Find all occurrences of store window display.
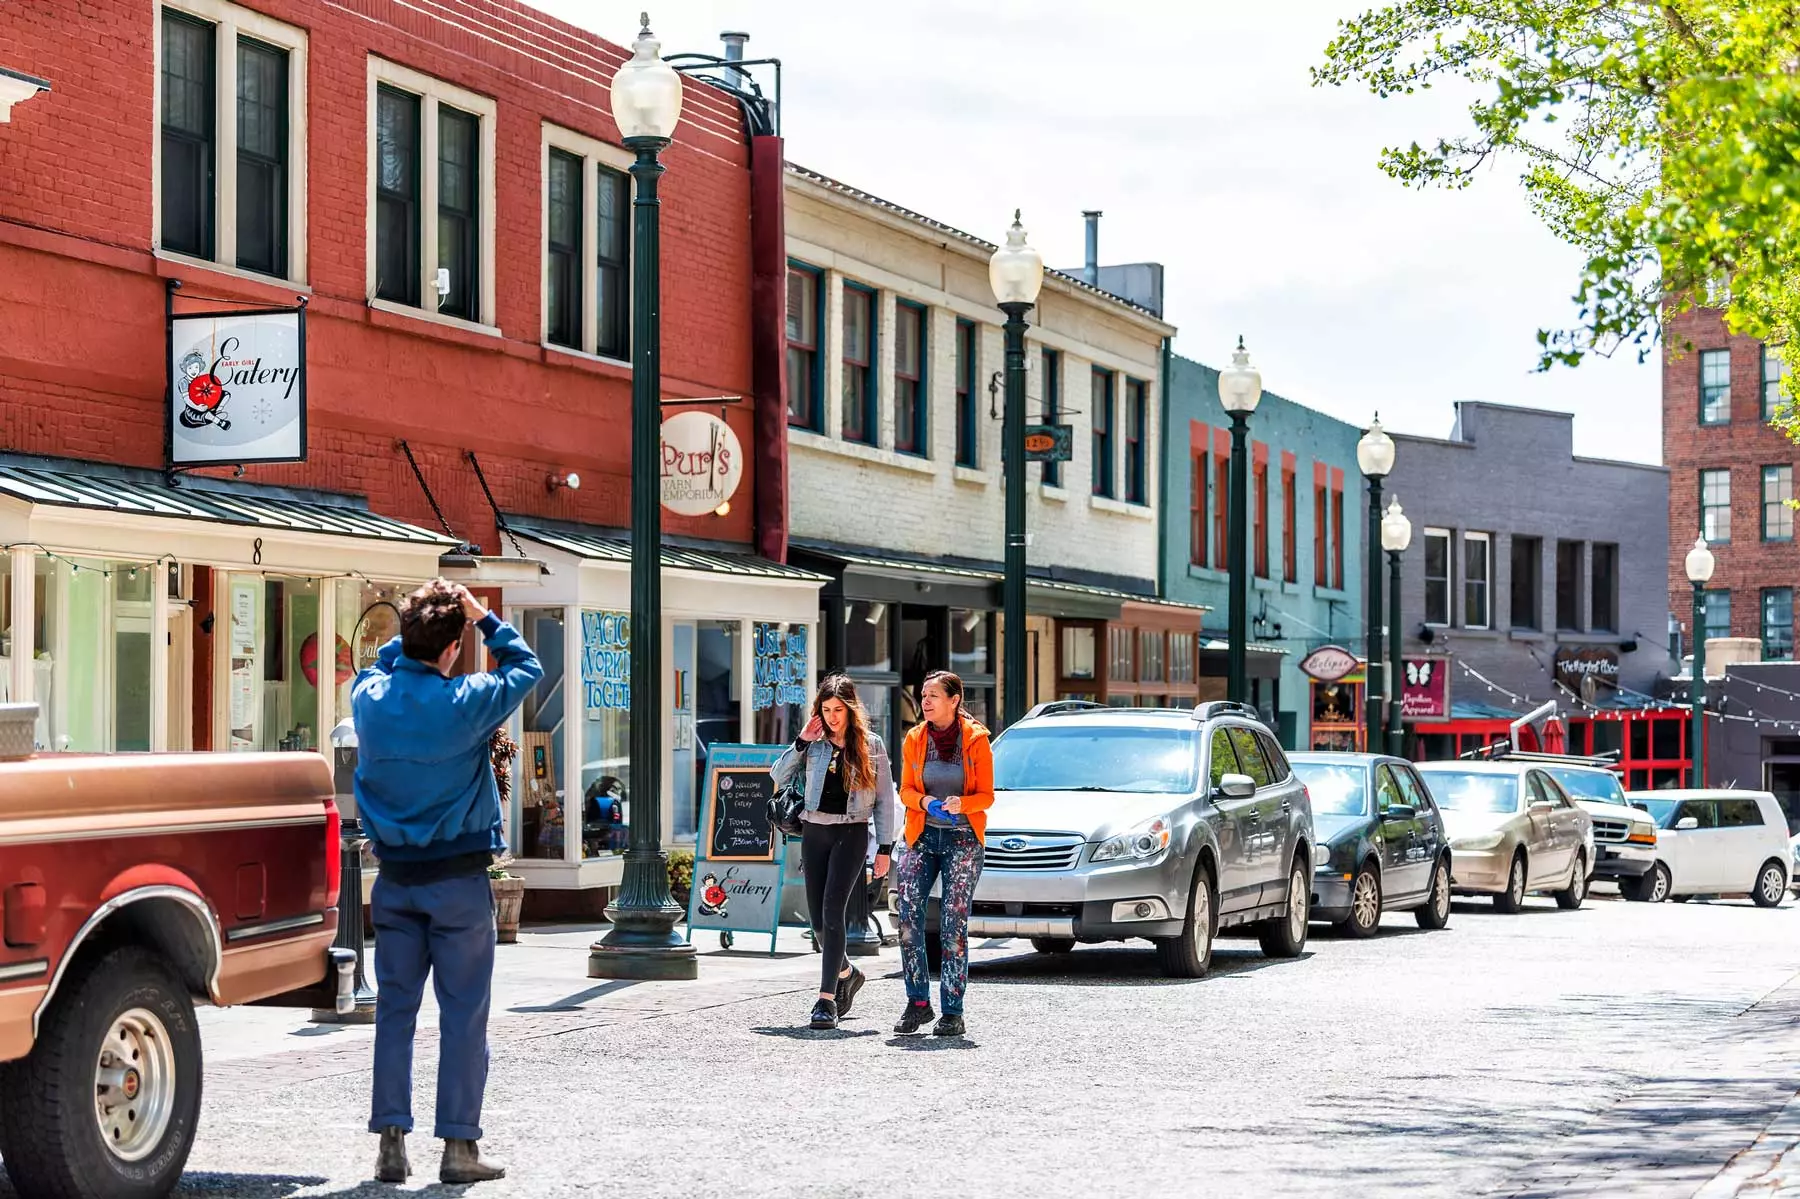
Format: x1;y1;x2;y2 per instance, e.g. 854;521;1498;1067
25;557;153;752
223;573;322;752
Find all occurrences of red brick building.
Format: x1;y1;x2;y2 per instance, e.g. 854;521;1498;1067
0;1;810;899
1663;306;1794;659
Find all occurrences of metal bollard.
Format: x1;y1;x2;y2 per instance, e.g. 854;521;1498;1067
844;864;880;957
312;819;378;1023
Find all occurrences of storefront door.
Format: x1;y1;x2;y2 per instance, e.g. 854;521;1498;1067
672;620;741;841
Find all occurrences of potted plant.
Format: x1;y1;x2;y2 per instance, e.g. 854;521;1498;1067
668;847;695;912
490;854;525;943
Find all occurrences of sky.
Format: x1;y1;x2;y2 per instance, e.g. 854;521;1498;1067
534;0;1663;465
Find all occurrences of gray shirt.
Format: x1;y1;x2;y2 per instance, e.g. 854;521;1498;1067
922;735;968;829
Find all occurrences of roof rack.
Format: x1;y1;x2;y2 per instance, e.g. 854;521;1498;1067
1457;741;1621;768
1191;701;1261;723
1021;700;1109;720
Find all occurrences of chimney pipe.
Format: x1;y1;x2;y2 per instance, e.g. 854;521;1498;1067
720;30;749;83
1082;210;1102;286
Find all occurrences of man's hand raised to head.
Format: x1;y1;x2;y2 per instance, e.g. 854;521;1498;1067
453;584;488;624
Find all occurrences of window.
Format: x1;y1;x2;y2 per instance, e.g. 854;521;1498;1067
1510;536;1541;630
786;263;822;429
1331;483;1345;590
1251;457;1269;578
1314;479;1328;585
1282;462;1298;583
545;149;582;349
1124;378;1148;504
1555;540;1582;630
893;302;928;455
539;136;633;358
1189;452;1207;566
1701;469;1732;543
1590;543;1618;633
1700;349;1731;424
1424;528;1451;626
1214;456;1230;570
1138;630;1165;684
1041;348;1062;486
1226;727;1273;786
1107;626;1134;682
1208;727;1240;787
1702;589;1731;644
841;284;877;445
1763;587;1794;661
1062;626;1096;680
594;166;629;359
1463;532;1492;629
955;319;978;467
1766;345;1790;421
368;60;496;325
158;3;307;281
1168;633;1195;684
1719;798;1766;828
1764;466;1794;541
1091;369;1115;497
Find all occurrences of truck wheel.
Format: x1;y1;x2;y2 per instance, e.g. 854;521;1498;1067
1555;852;1589;910
1753;860;1788;908
1156;861;1217;979
1415;856;1453;930
1493;852;1528;913
1030;937;1076;955
1334;863;1382;939
0;945;201;1199
1256;854;1311;959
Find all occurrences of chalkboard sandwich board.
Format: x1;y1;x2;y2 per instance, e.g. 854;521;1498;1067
704;766;778;862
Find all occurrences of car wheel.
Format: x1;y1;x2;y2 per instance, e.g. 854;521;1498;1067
1335;863;1381;939
1555;852;1588;910
0;945;201;1199
1415;856;1453;930
1493;852;1528;914
1156;860;1216;979
1256;854;1310;959
1753;860;1788;908
1030;937;1077;955
1648;863;1673;903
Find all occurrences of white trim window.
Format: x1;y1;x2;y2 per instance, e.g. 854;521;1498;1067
366;59;498;331
1462;531;1492;630
541;124;634;362
155;0;308;284
1423;526;1452;627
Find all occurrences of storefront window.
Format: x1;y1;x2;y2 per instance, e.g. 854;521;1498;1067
753;621;809;744
845;601;890;670
1169;633;1195;684
580;609;631;858
950;610;990;675
1139;630;1165;683
673;620;740;843
224;573;322;752
1062;626;1096;680
1108;627;1135;683
335;580;404;715
28;557;155;753
516;609;571;861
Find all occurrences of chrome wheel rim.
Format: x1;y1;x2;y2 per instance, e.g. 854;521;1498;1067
95;1007;176;1162
1650;868;1670;903
1288;868;1307;942
1193;880;1212;957
1433;864;1451;917
1762;867;1784;905
1352;872;1380;930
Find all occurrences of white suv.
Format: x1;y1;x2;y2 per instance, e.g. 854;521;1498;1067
1623;790;1791;906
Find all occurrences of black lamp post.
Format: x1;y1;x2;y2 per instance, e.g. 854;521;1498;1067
988;211;1044;727
312;721;374;1022
1217;339;1263;705
1685;536;1715;787
591;15;697;981
1381;498;1413;756
1357;417;1396;751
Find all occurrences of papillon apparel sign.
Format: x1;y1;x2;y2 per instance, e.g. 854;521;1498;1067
166;287;308;470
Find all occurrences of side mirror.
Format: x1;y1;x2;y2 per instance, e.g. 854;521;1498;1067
1381;804;1416;822
1676;816;1700;830
1216;772;1256;800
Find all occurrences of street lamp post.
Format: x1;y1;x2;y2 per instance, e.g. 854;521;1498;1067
591;15;697;981
989;212;1044;728
1686;537;1716;788
1356;416;1396;751
1218;339;1263;705
1381;498;1413;756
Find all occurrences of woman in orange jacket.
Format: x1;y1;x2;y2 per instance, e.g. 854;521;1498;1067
892;670;995;1037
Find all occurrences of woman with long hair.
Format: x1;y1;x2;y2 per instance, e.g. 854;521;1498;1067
893;670;994;1037
770;674;896;1029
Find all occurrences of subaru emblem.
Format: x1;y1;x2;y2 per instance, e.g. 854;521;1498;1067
1001;837;1027;852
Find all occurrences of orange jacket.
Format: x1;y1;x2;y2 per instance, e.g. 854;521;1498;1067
898;716;996;845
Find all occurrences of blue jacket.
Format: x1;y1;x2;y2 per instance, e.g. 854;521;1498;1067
351;612;544;862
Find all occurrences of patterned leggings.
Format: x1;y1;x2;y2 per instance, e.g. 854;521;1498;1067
895;825;984;1016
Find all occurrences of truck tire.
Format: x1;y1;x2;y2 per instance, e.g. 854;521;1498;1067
1156;860;1216;978
0;945;202;1199
1256;854;1311;959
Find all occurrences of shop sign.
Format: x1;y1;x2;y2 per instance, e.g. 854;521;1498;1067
1401;657;1451;722
168;305;307;467
1298;644;1359;683
1554;646;1619;691
581;610;630;715
660;411;743;516
1024;424;1073;462
752;623;808;711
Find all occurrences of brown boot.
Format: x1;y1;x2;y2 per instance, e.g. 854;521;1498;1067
374;1127;410;1184
440;1139;507;1184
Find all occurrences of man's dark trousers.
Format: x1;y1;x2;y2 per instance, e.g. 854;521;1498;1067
367;872;494;1139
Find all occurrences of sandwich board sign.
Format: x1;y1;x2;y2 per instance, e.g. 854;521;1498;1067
686;743;788;954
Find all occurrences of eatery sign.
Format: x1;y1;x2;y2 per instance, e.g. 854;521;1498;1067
167;302;308;468
1298;644;1360;683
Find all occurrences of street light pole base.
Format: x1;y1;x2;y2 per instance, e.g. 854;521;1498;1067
310;989;378;1025
587;938;698;980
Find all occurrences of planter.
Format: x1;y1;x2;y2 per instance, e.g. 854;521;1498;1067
491;876;526;943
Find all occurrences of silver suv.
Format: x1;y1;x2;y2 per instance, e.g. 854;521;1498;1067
959;700;1316;978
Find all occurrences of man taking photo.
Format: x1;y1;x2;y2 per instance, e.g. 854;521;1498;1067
352;580;543;1185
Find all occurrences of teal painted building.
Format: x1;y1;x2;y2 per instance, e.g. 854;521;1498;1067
1160;353;1367;750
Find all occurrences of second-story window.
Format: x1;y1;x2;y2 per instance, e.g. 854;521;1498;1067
1190;449;1208;567
786;263;823;429
1423;527;1451;625
1214;455;1229;571
842;284;877;445
542;131;632;360
1331;478;1345;590
374;86;420;306
546;149;582;348
1766;346;1789;421
1701;468;1732;542
435;106;480;322
1124;377;1148;504
1091;368;1115;497
1282;461;1298;583
955;319;978;467
1041;348;1062;485
1463;532;1492;630
1700;348;1731;424
1253;455;1269;578
895;301;927;455
1764;465;1794;541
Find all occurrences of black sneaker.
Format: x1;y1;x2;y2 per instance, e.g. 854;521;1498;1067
808;997;839;1029
932;1013;966;1038
893;1001;935;1034
835;966;866;1016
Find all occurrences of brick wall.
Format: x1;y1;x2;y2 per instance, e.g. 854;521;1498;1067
0;0;757;555
1663;306;1800;649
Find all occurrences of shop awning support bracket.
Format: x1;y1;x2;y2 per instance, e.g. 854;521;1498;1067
465;450;528;559
396;440;478;557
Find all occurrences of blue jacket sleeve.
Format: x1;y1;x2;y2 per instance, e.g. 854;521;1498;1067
373;636;402;673
453;613;545;731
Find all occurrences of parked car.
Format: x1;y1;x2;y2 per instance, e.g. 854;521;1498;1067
1289;753;1453;936
1412;760;1595;912
1621;790;1791;906
0;704;352;1199
1531;759;1659;885
904;700;1316;979
1790;830;1800;897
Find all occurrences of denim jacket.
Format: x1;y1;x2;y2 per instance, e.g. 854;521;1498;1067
770;734;898;846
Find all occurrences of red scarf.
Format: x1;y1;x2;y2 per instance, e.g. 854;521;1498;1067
927;716;961;760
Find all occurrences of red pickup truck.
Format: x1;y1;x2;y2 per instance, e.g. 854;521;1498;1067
0;703;352;1199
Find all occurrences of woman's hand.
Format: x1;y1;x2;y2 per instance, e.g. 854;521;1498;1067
799;714;825;742
872;853;890;879
944;796;964;815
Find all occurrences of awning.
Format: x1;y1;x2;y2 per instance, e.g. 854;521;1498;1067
1028;577;1207;622
790;543;1000;608
512;523;827;582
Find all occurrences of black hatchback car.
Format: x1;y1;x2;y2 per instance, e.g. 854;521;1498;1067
1288;753;1454;937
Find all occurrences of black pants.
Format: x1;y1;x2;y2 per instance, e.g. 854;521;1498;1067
802;820;869;996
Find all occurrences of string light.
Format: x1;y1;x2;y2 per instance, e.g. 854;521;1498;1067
1;543;179;579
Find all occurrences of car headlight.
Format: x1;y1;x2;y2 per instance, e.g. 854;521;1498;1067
1314;843;1333;869
1451;832;1505;852
1092;816;1172;863
1627;823;1657;846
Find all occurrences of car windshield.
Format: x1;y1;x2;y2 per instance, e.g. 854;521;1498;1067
1633;798;1683;827
1416;770;1518;813
1292;763;1368;816
993;724;1199;794
1546;768;1626;805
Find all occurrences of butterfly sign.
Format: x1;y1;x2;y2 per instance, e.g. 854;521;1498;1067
1401;657;1449;720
